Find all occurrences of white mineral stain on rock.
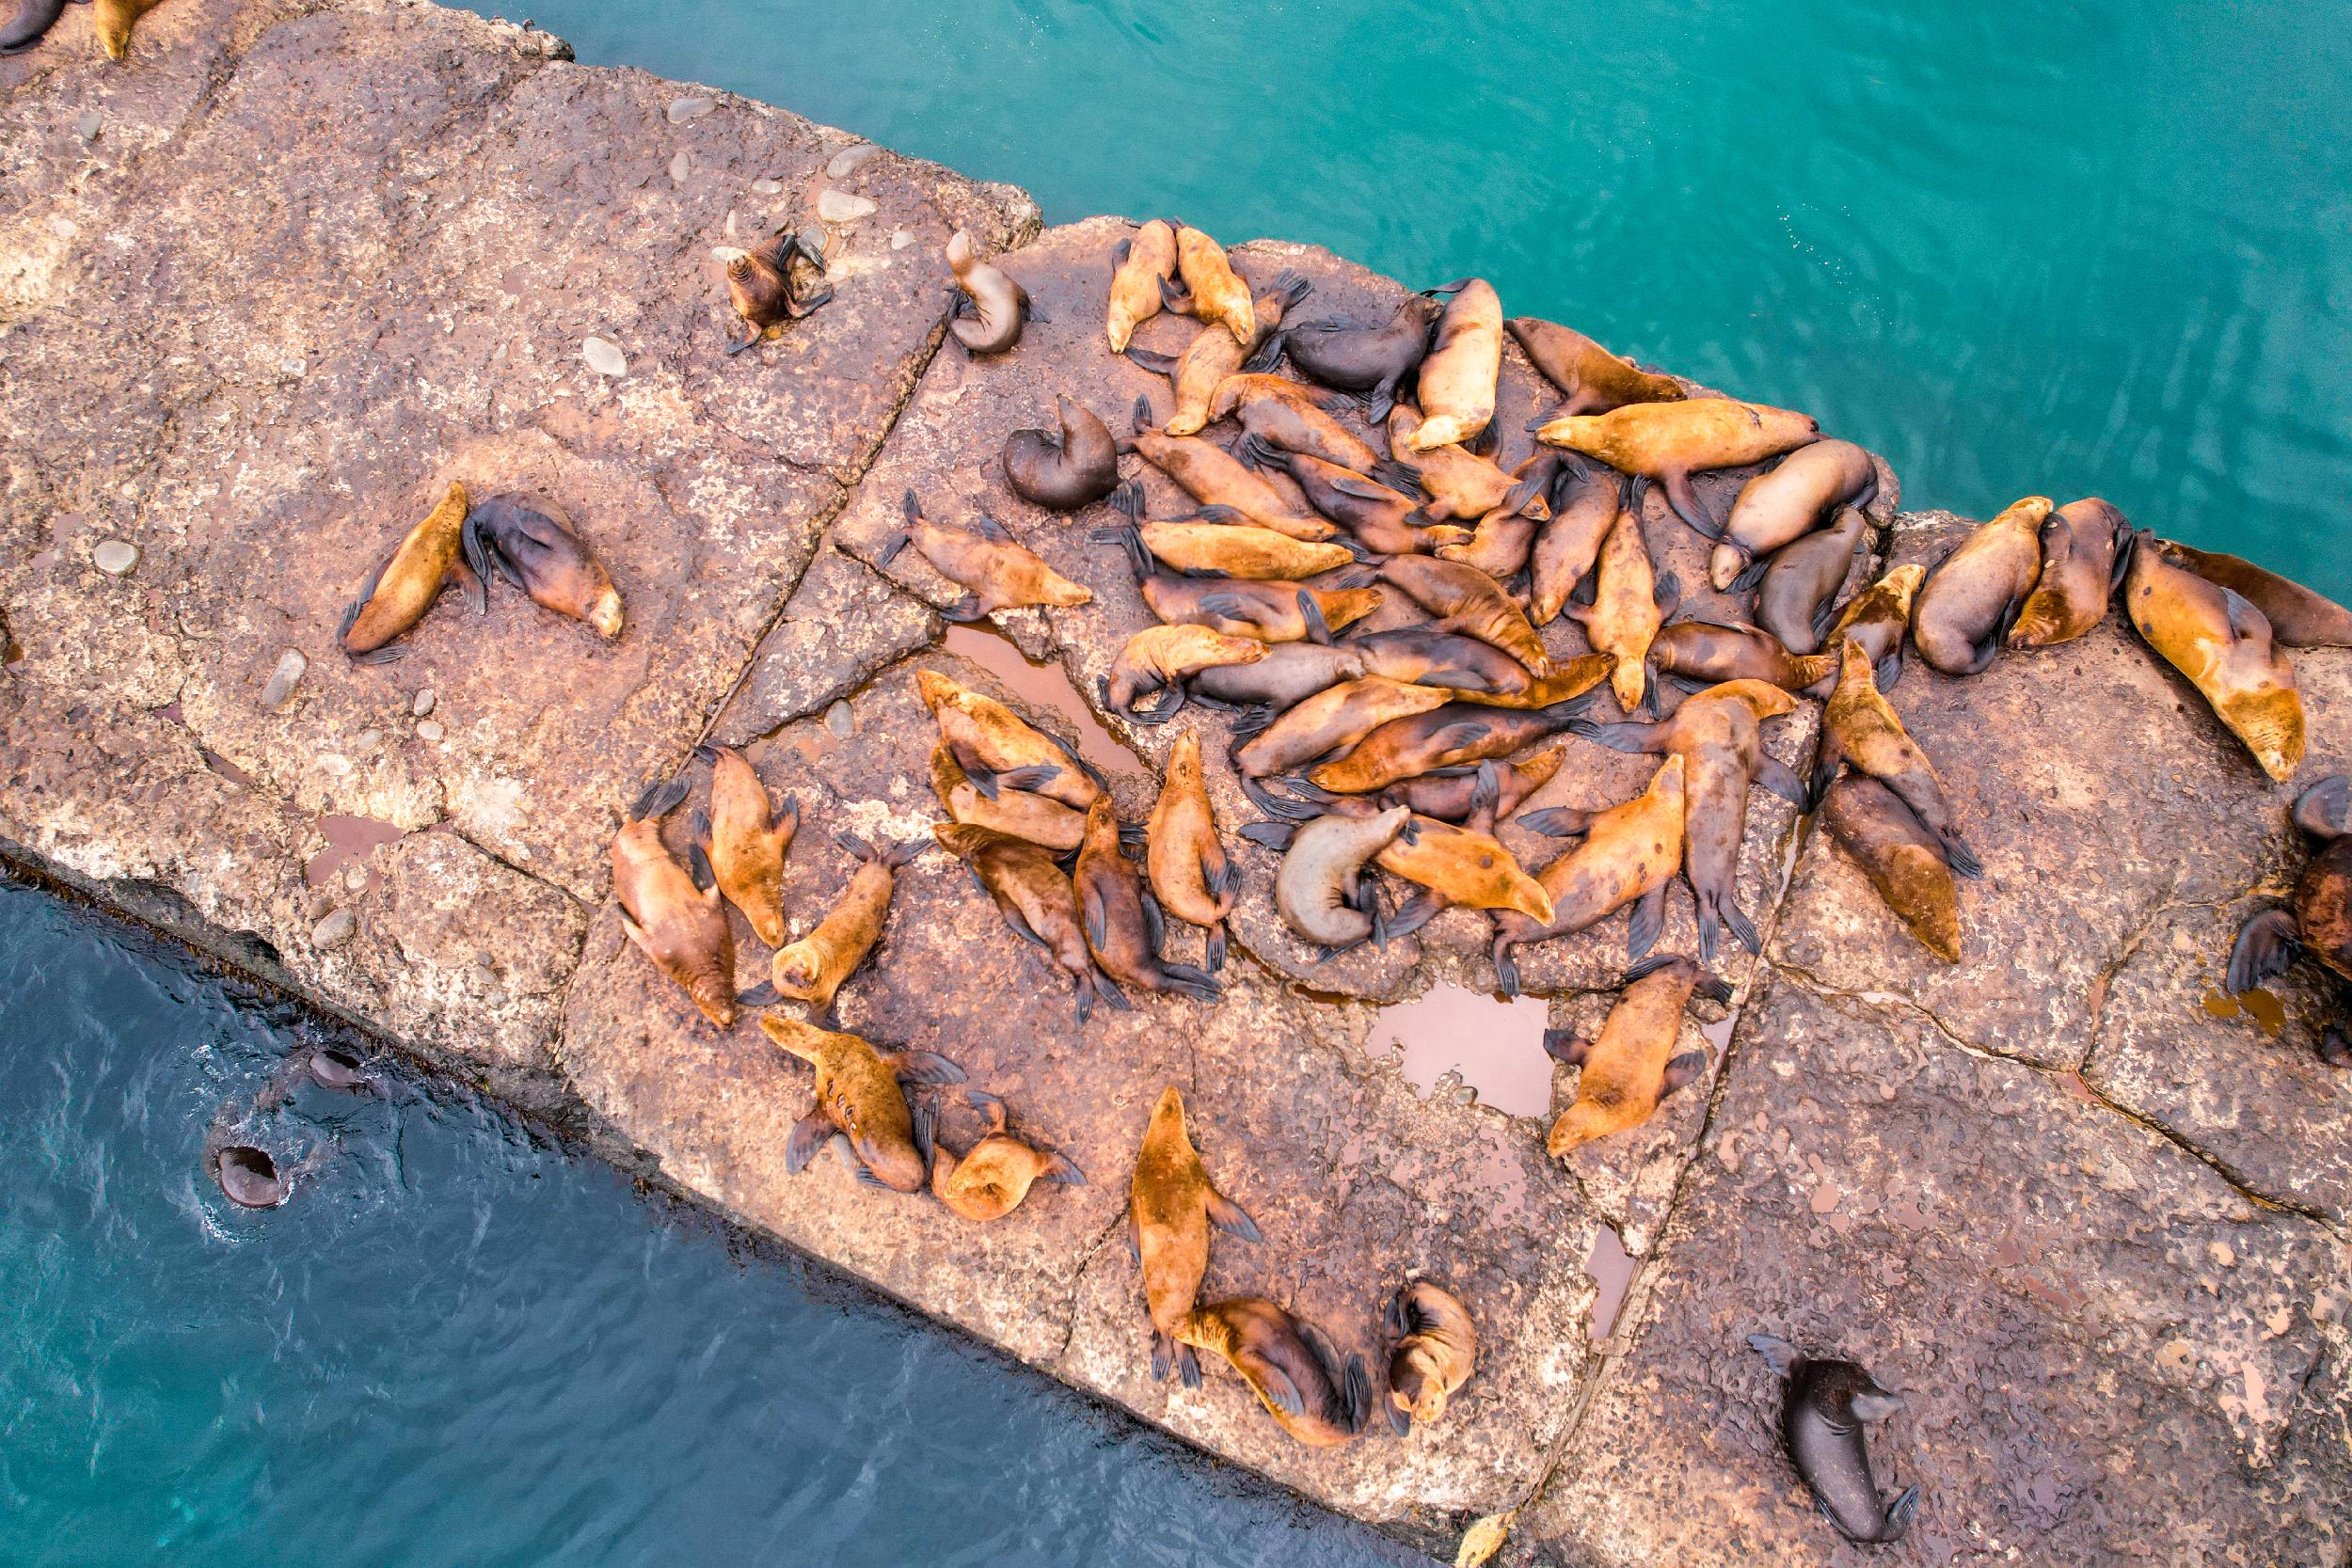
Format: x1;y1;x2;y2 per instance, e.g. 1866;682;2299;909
581;336;627;377
834;797;935;849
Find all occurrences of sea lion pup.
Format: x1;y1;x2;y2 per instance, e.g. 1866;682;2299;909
0;0;68;55
771;832;919;1021
1433;453;1566;580
2007;498;2128;649
1907;495;2051;674
1565;505;1678;713
461;493;626;639
1543;954;1730;1154
1233;676;1454;779
2124;534;2307;782
1103;625;1266;723
882;490;1091;622
1748;1336;1920;1546
930;743;1085;850
1755;505;1869;656
934;821;1123;1020
1275;295;1435;425
930;1092;1085;1221
1148;729;1239;970
1306;696;1598;795
1387;404;1529;523
1529;457;1626;626
1347;628;1534;696
1647;621;1836;700
1003;396;1120;512
1505;317;1686;418
1127;273;1312;436
1711;439;1878;590
338;481;478;664
1251;789;1552;938
1176;1297;1373;1448
723;230;832;354
1127;401;1338;542
1278;452;1470;557
1402;278;1502;451
1821;563;1925;691
2227;777;2352;1068
93;0;167;60
1109;515;1357;581
1274;805;1410;948
916;669;1103;809
1382;1282;1477;1435
1820;775;1963;962
1155;223;1257;345
1104;218;1178;352
1217;375;1406;483
1380;556;1551;678
2154;540;2352;647
691;743;797;948
1381;746;1565;824
1190;640;1369;708
1493;753;1687;993
610;777;742;1028
1531;399;1821;539
945;229;1040;355
1812;641;1981;876
1577;680;1804;960
1130;1085;1264;1386
759;1013;965;1194
1073;799;1220;1003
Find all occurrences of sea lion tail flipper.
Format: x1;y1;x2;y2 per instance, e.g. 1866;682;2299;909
1237;819;1296;852
832;830;876;862
460;510;496;609
443;549;486;617
1366;382;1396;429
1298;589;1334;645
1724;897;1761;956
1160;963;1220;1004
1882;1485;1921;1544
1747;1334;1799;1376
853;1164;894;1191
1654;571;1682;618
1383;892;1444;942
875;531;910;569
1542;1028;1588;1067
1178;1341;1202;1389
1695;974;1736;1005
1156;274;1196;315
633;774;691;822
1728;552;1770;594
1273;270;1312;311
347;644;408;666
1203;1187;1263;1243
1694;899;1721;965
1040;1149;1086;1185
685;842;718;895
1755;755;1806;805
1568;718;1663;754
1627;883;1667;961
1375;459;1427;499
1517;805;1590;837
1940;832;1984;880
1152;1331;1177;1383
1419;277;1472;299
1660;1050;1708;1097
911;1096;936;1171
2226;909;2301;995
2292;774;2351;839
1659;470;1719;539
1241;333;1286;375
1207;920;1228;973
1494;945;1523;999
1139;887;1168;952
737;980;780;1007
1232;434;1274;472
998;764;1064;794
783;1112;833;1176
1343;1353;1374;1433
938;594;985;624
1382;1288;1409;1341
1122;344;1179;376
889;1050;966;1086
1387;1401;1413;1438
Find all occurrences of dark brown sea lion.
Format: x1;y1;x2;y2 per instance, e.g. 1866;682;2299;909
94;0;167;61
213;1144;294;1209
1505;316;1686;418
1130;1085;1263;1386
1073;798;1220;1003
1003;396;1120;512
1306;698;1596;795
1103;624;1266;723
1381;746;1565;824
917;669;1103;809
1214;373;1399;480
1493;753;1686;993
1909;495;2050;675
1755;504;1869;655
771;832;920;1021
1748;1337;1920;1546
934;821;1122;1020
1382;1281;1477;1436
1813;641;1981;875
930;1092;1085;1221
1188;641;1370;707
1274;805;1410;948
339;482;479;664
1820;774;1963;962
946;229;1037;354
1176;1297;1372;1448
1379;556;1551;677
1346;627;1534;696
2154;540;2352;648
930;743;1085;850
883;491;1092;621
1389;404;1526;522
1564;505;1677;712
1276;295;1435;425
724;230;832;354
760;1013;965;1193
1139;568;1383;646
1529;458;1625;626
1712;440;1877;589
0;0;68;55
1402;279;1502;451
2009;498;2128;649
204;1097;332;1210
2123;533;2306;781
611;778;739;1028
2227;775;2351;1067
1646;621;1835;700
1148;729;1239;970
1105;218;1178;352
1820;563;1925;690
1162;224;1256;345
1127;274;1311;436
1279;452;1470;557
692;742;796;948
1233;676;1454;778
462;492;624;640
1543;954;1729;1153
1533;399;1821;539
1128;400;1338;541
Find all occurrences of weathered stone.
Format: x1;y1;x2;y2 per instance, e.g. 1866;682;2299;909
260;650;307;709
311;906;357;948
90;540;137;575
665;95;714;124
581;335;628;377
411;688;435;717
414;719;445;743
707;545;941;746
825;141;879;180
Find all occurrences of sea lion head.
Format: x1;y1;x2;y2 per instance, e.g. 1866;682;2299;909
2218;682;2307;784
945;229;977;277
1388;1344;1458;1426
215;1145;290;1209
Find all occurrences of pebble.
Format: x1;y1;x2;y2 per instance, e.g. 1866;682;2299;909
342;863;369;893
311;908;357;950
816;189;876;224
260;649;307;708
92;540;139;575
355;727;383;752
668;150;691;184
76;111;101;142
581;336;627;377
412;688;436;717
416;719;446;743
666;96;714;124
317;753;354;778
308;889;336;920
724;211;738;240
889;229;914;250
751;178;783;197
825;700;853;736
825;143;879;180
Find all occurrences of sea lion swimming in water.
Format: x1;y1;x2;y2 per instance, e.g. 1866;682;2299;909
461;493;625;640
612;777;742;1028
2008;498;2128;649
1233;676;1454;780
723;230;832;354
882;491;1092;622
93;0;167;60
770;832;919;1022
1909;496;2050;675
1160;224;1256;345
1529;457;1624;626
1820;774;1963;962
338;482;479;664
0;0;68;55
1403;279;1502;451
1103;624;1266;723
1176;1297;1373;1448
759;1012;965;1193
917;669;1103;809
1126;274;1311;436
1820;563;1925;691
2124;532;2306;782
1748;1336;1920;1546
1126;403;1338;542
1494;753;1687;994
1379;556;1551;678
1273;805;1410;948
1712;440;1878;590
1147;728;1239;970
1305;696;1598;796
934;821;1122;1020
1565;504;1677;713
930;743;1085;851
1074;798;1220;1003
2227;775;2352;1068
1129;1085;1263;1386
1003;396;1120;512
203;1095;332;1211
1543;954;1729;1154
1104;218;1178;352
2153;540;2352;648
1382;1281;1477;1436
1532;399;1821;539
1646;621;1836;700
930;1091;1085;1221
1277;452;1470;557
1812;641;1981;876
945;229;1038;355
691;743;797;948
1754;504;1869;656
1275;295;1434;425
1505;317;1686;418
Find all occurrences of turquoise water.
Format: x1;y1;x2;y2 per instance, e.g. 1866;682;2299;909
0;883;1407;1566
512;0;2351;602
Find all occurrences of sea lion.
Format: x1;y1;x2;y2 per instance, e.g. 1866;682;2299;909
1379;556;1551;677
1505;317;1686;418
1279;452;1471;557
1105;218;1178;352
723;230;832;353
1103;624;1267;723
930;1092;1085;1221
611;778;739;1028
213;1144;294;1208
1433;454;1565;579
2154;540;2352;647
1074;798;1220;1003
1162;224;1255;345
1276;296;1434;425
2225;774;2351;1068
93;0;166;60
1646;621;1836;699
692;743;796;949
0;0;68;55
1369;807;1553;935
1532;399;1821;538
1493;753;1687;994
460;492;625;639
1529;457;1625;626
1564;505;1677;713
930;743;1086;851
1542;954;1729;1154
1274;805;1410;948
1346;628;1533;696
770;832;919;1021
1381;746;1565;824
304;1046;371;1092
2123;534;2306;782
1176;1297;1373;1448
1129;1085;1263;1386
1909;496;2051;675
882;491;1092;621
1382;1281;1477;1436
1188;641;1370;708
1234;676;1454;779
1139;568;1383;645
1218;378;1409;487
1112;517;1357;581
1820;774;1963;962
1748;1336;1920;1546
1388;404;1527;523
1711;440;1878;589
1577;680;1803;961
1306;698;1597;795
1445;656;1615;711
338;481;479;664
2008;498;2128;649
945;229;1035;354
934;821;1121;1020
1003;396;1120;512
1147;729;1239;970
1754;504;1869;656
1812;641;1981;875
1127;273;1311;436
1821;563;1925;691
759;1013;965;1194
916;669;1103;809
1128;403;1338;541
1403;279;1502;451
203;1096;332;1210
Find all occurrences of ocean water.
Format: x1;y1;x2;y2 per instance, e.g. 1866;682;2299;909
0;882;1407;1567
505;0;2352;602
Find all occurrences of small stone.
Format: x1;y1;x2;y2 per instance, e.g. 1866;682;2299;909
91;540;138;576
342;863;368;892
412;689;436;717
278;356;307;380
76;111;101;142
308;889;336;920
825;142;879;180
581;336;627;377
355;727;383;752
665;96;714;123
484;987;510;1009
889;229;914;250
416;719;446;743
311;908;357;950
825;699;853;736
816;189;876;225
751;178;783;197
668;150;691;183
724;211;739;240
475;950;496;968
317;753;354;778
260;649;307;708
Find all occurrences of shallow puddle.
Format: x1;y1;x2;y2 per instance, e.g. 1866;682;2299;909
305;815;406;891
1371;981;1553;1118
2201;986;2285;1037
1585;1227;1635;1339
940;623;1143;782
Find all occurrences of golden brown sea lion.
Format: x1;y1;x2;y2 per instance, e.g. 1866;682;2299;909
611;779;739;1029
1388;404;1524;522
1273;805;1410;948
1821;563;1925;690
1432;454;1565;581
2154;541;2352;648
1189;641;1370;707
882;491;1092;622
462;493;625;640
1346;628;1533;696
1215;373;1399;480
338;482;478;664
1379;556;1551;677
930;743;1086;851
1755;505;1868;655
1003;396;1120;513
1105;219;1178;352
1233;676;1454;779
1162;224;1256;345
1372;810;1554;934
1130;1085;1263;1386
946;229;1037;355
1381;747;1565;824
1646;621;1835;699
759;1013;965;1193
1820;775;1963;962
1126;274;1311;436
770;832;919;1022
1529;458;1624;626
723;230;832;354
1383;1281;1476;1436
93;0;167;60
1147;729;1239;970
2123;534;2306;781
2008;498;2128;649
1543;954;1728;1154
1306;698;1597;795
916;669;1103;809
1074;798;1221;1003
1276;296;1435;425
1506;317;1686;418
930;1092;1085;1221
2227;776;2351;1066
1445;656;1615;711
1404;279;1502;451
1532;399;1820;539
1279;452;1471;557
1127;402;1337;541
1812;641;1981;874
1711;440;1878;589
934;821;1121;1020
692;743;796;949
1176;1297;1372;1448
1493;753;1686;994
1139;568;1383;645
1909;496;2051;675
1564;505;1677;713
1103;625;1267;723
1120;518;1356;581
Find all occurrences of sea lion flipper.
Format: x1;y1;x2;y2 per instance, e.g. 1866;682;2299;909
1660;470;1718;539
1728;552;1770;594
1654;571;1682;618
1517;805;1590;838
1250;1358;1308;1418
2226;908;2300;995
1881;1485;1920;1544
634;774;691;822
2293;775;2351;839
347;645;407;667
685;842;717;895
887;1050;965;1086
737;980;780;1006
1661;1051;1708;1096
1382;1288;1409;1340
1156;274;1195;315
1723;897;1761;955
1627;883;1667;961
1122;344;1178;375
1297;590;1333;646
1241;332;1286;375
1384;892;1443;941
1151;1331;1176;1382
938;594;985;624
1140;888;1167;953
1756;755;1805;805
1203;1187;1263;1243
1570;718;1662;755
1206;921;1228;973
1178;1341;1202;1389
783;1112;832;1175
1040;1150;1085;1185
1543;1029;1588;1067
1126;1209;1141;1266
1748;1334;1799;1376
